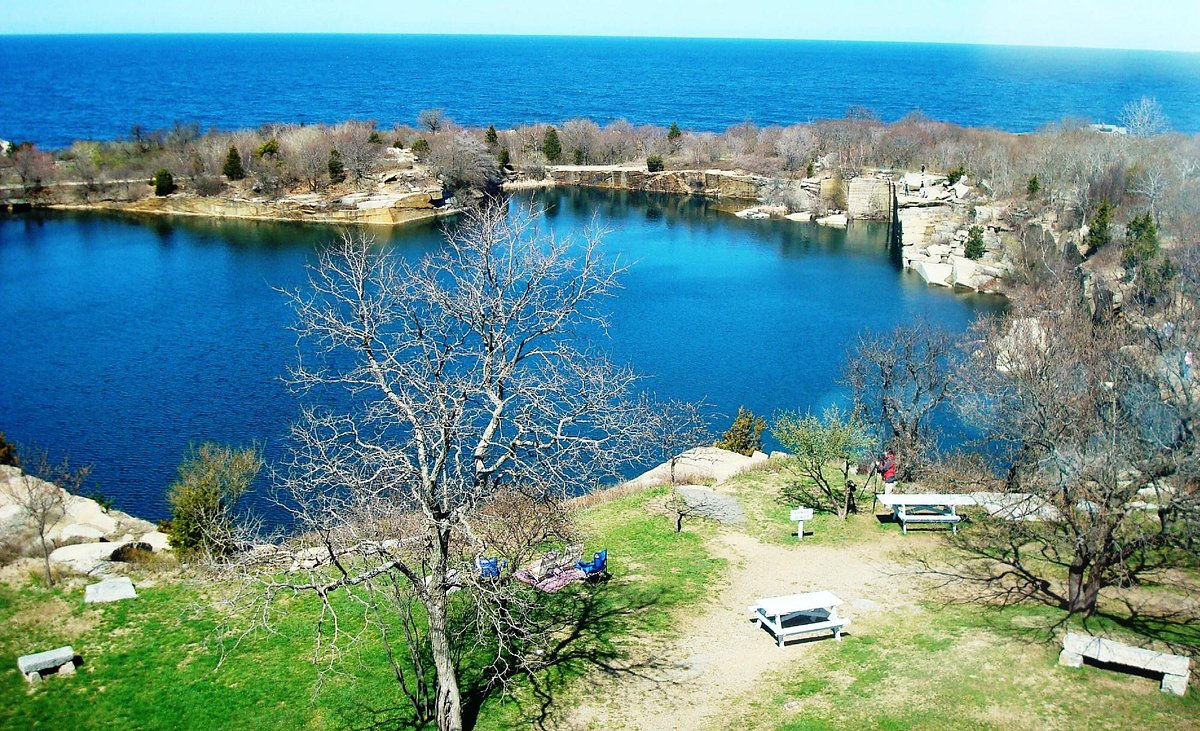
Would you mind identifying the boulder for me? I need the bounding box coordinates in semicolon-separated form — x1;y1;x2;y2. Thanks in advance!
915;261;954;287
140;530;171;552
62;495;118;535
49;541;126;575
951;256;979;287
926;244;952;259
84;576;137;604
784;211;812;222
17;646;74;675
58;523;106;542
815;213;847;227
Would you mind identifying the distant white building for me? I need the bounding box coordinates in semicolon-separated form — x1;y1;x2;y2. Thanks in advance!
0;139;11;154
1089;123;1128;136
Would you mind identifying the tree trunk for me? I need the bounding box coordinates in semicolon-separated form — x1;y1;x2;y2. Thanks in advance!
427;524;463;731
40;534;53;587
1066;559;1101;615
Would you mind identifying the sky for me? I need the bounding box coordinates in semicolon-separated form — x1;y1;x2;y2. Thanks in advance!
1;0;1198;53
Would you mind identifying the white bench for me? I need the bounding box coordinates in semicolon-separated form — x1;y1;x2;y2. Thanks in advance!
1059;632;1191;696
877;493;973;534
748;590;850;648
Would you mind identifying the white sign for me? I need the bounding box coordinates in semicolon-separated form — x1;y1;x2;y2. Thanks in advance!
790;508;814;521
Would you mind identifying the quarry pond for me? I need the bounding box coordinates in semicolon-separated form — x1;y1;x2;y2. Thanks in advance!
0;187;1004;520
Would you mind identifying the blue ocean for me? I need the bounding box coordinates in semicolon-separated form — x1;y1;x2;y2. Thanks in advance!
1;34;1199;147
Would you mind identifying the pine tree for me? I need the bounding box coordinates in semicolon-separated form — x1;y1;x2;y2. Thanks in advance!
1084;201;1112;256
497;147;511;168
965;225;985;260
328;149;346;185
222;146;245;181
484;124;499;148
667;122;682;143
717;406;766;457
542;127;562;163
1026;175;1040;196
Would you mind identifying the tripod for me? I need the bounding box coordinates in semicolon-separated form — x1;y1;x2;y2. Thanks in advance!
867;462;882;512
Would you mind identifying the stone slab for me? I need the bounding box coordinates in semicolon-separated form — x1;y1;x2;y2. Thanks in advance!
84;576;137;604
17;645;74;675
1061;632;1190;694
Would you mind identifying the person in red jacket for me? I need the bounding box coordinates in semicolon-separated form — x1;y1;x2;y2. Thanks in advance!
878;448;898;494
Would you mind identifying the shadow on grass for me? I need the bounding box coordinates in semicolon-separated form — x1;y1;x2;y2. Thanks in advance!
343;581;672;731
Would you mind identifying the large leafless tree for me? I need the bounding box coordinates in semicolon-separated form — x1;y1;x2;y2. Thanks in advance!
945;274;1200;616
226;201;644;731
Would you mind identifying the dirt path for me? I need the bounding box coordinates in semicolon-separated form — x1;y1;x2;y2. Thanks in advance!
560;524;918;730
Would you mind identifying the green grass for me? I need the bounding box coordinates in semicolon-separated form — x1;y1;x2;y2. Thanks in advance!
731;601;1200;731
0;486;725;730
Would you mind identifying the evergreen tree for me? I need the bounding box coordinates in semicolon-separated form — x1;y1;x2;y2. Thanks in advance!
151;168;175;196
328;149;346;184
1026;175;1040;196
367;130;383;145
667;122;682;149
717;406;766;457
497;147;511;168
542;127;562;163
410;138;430;157
484;124;499;148
646;154;665;173
965;225;985;260
1123;212;1159;271
1084;201;1112;256
221;145;245;181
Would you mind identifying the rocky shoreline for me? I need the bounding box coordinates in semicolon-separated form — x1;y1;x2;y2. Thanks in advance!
0;465;171;577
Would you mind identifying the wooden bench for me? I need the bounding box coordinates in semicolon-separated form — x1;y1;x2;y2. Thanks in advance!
1059;632;1191;696
748;591;850;648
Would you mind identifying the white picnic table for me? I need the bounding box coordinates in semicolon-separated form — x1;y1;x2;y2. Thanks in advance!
877;493;974;534
748;590;849;647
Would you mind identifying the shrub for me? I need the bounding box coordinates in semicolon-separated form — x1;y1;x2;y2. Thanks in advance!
0;432;18;467
151;168;175;196
1122;211;1158;270
222;145;245;180
484;125;499;148
965;225;985;260
947;165;967;185
497;147;511;168
542;127;562;163
717;406;766;457
367;130;383;145
194;175;226;196
110;542;154;562
166;442;262;557
772;406;874;518
410;138;431;157
255;138;279;158
646;154;665;172
328;149;346;184
573;147;585;165
1026;174;1040;196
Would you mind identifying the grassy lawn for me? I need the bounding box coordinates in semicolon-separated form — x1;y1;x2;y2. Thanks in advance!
0;486;724;730
727;600;1199;731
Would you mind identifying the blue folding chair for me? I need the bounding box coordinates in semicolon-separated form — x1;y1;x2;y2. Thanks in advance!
576;549;608;578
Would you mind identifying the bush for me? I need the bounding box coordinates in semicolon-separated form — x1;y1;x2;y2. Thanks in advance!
166;443;261;557
717;406;766;457
222;145;245;180
367;130;383;145
410;138;431;157
965;225;985;260
497;147;511;168
646;154;665;173
947;165;967;185
1122;211;1158;270
255;138;279;158
151;168;175;196
772;406;874;518
484;125;499;148
328;149;346;184
194;175;226;196
0;432;18;467
1026;174;1040;196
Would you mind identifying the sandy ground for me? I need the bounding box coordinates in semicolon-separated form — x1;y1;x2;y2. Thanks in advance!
560;521;919;731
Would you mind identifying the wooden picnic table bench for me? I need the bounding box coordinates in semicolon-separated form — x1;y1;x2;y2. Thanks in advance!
877;493;974;534
748;590;850;648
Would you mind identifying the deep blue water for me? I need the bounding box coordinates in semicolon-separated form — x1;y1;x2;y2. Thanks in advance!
0;189;1003;521
2;34;1199;148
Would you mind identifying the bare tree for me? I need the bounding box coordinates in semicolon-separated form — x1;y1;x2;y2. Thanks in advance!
1;449;90;586
11;144;56;192
228;201;644;731
638;396;714;485
417;108;447;133
843;322;957;476
280;126;330;192
329;121;382;184
1121;96;1169;138
427;131;500;194
945;277;1200;616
